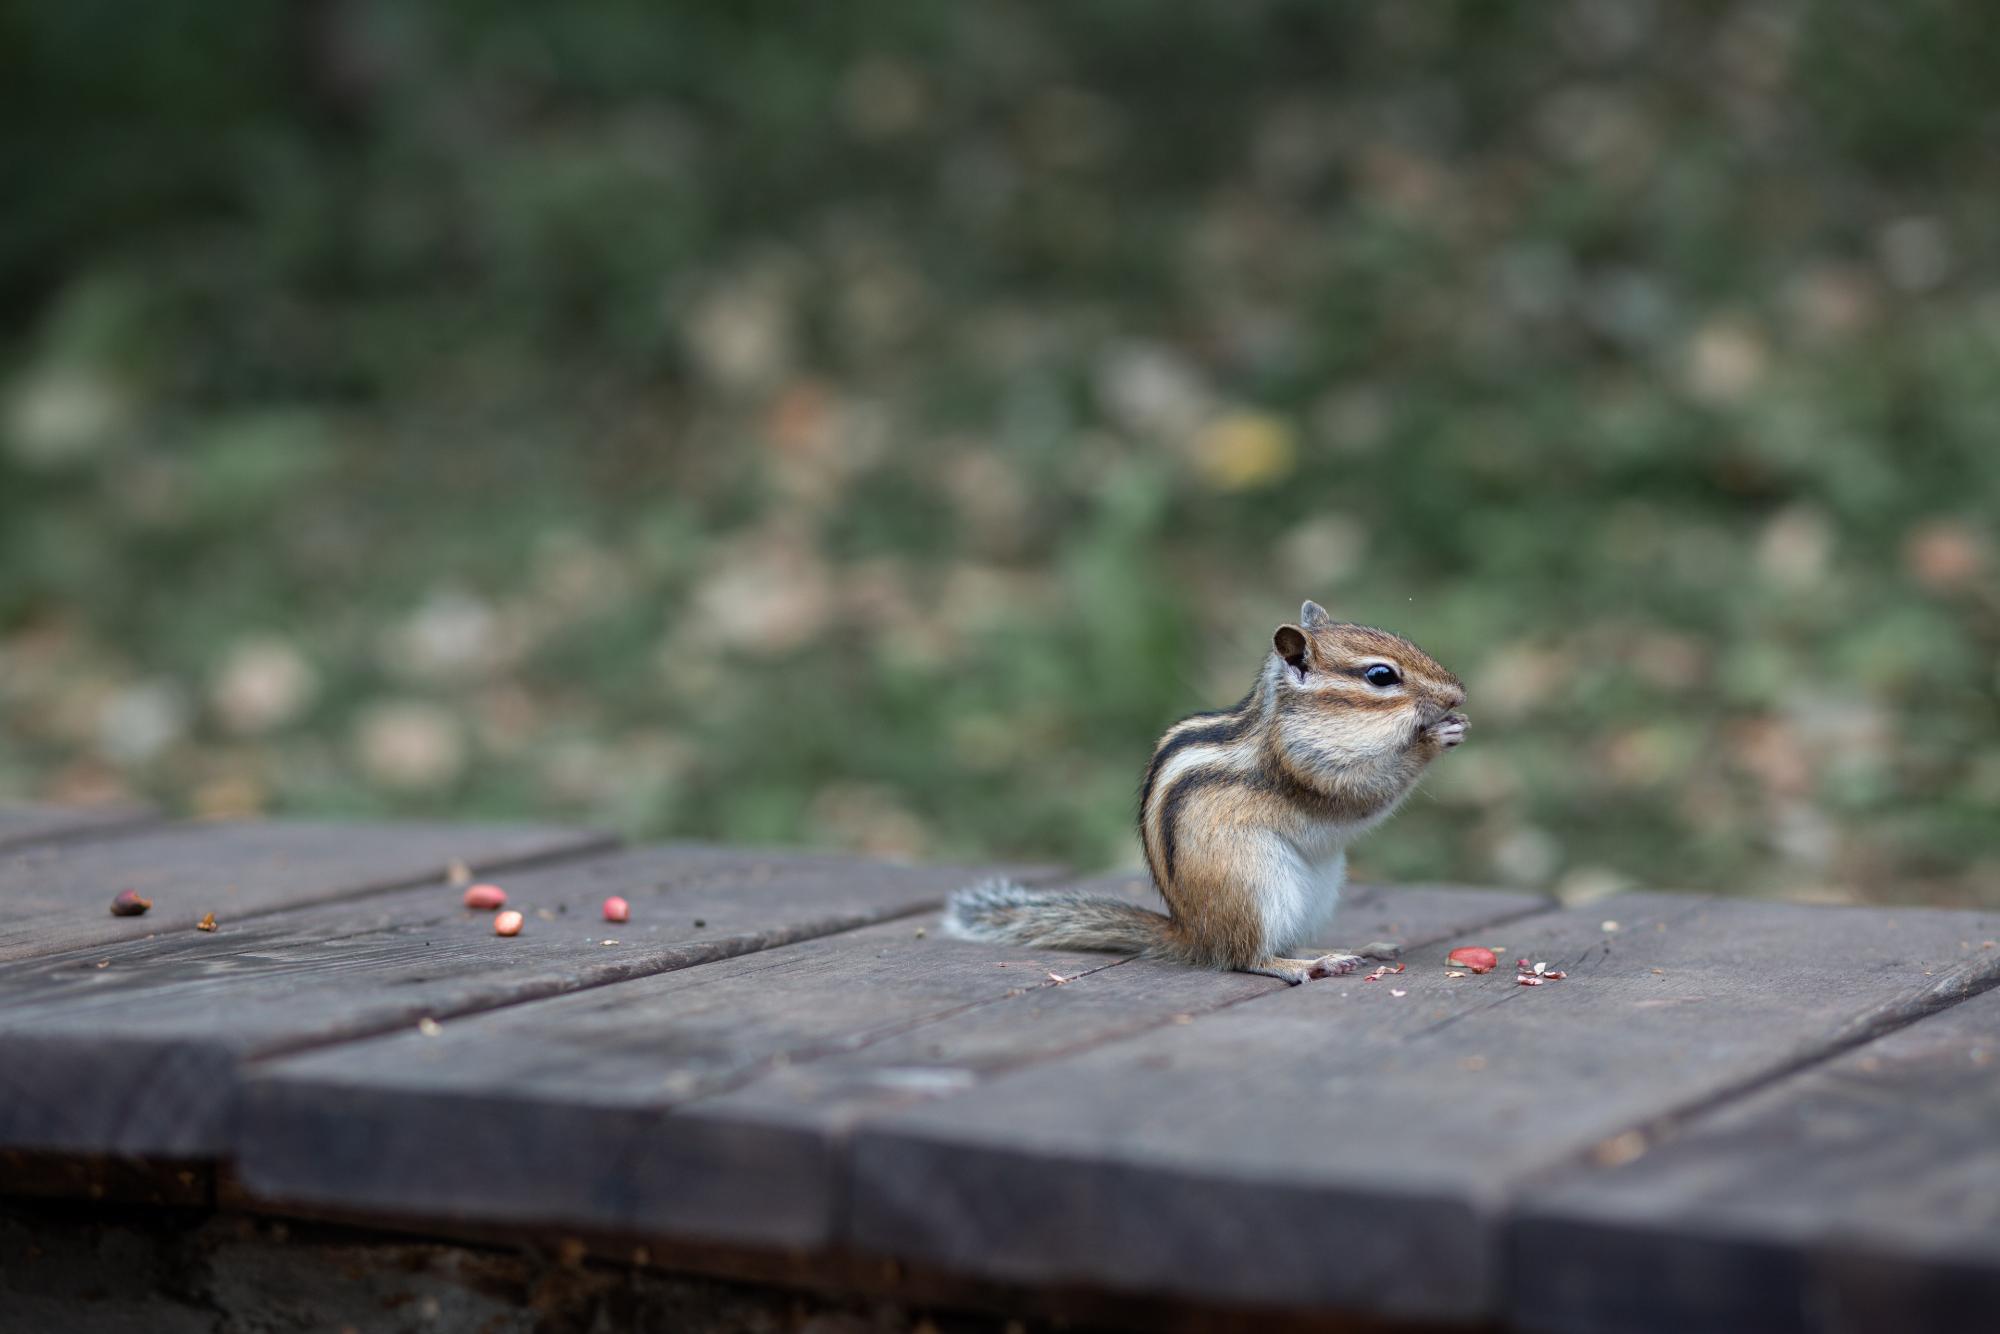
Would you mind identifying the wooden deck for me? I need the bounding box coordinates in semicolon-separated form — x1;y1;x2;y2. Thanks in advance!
1;806;1995;1332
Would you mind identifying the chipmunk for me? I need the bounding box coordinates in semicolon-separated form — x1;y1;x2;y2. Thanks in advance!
944;601;1467;983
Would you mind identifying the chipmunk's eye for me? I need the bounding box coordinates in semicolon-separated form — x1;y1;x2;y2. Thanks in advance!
1363;664;1401;688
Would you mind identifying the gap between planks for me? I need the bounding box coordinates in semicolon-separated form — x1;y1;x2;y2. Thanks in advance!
638;888;1559;1122
210;827;623;925
787;896;1561;1249
223;879;1554;1256
1508;914;2000;1198
232;878;1549;1102
829;891;2000;1323
237;897;966;1074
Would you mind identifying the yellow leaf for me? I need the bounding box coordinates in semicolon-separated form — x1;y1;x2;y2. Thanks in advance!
1192;411;1296;491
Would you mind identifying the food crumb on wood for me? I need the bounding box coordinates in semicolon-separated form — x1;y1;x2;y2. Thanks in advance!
109;890;152;917
445;859;473;887
196;912;217;932
1389;988;1407;997
1593;1129;1649;1168
494;910;524;937
914;926;926;938
417;1017;443;1037
462;883;507;911
1601;920;1620;933
1446;946;1497;974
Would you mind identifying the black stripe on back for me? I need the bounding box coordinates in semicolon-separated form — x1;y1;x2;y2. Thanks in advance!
1157;766;1255;885
1135;693;1258;821
1157;760;1367;886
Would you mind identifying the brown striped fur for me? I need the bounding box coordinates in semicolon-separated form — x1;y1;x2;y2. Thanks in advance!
944;602;1469;984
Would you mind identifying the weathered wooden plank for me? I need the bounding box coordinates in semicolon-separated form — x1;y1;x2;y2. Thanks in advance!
232;881;1546;1250
843;894;2000;1324
0;844;1026;1160
0;801;158;851
0;817;611;964
1508;978;2000;1334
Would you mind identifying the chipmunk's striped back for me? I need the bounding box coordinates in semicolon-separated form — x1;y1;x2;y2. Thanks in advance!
1136;671;1277;894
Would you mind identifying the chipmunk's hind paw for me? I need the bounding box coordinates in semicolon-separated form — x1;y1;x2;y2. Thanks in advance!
1305;952;1365;979
1245;952;1371;984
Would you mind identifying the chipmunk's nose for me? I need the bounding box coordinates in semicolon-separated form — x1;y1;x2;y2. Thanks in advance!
1440;684;1466;711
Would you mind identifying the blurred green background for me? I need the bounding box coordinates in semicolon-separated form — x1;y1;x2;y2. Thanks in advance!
3;1;1996;906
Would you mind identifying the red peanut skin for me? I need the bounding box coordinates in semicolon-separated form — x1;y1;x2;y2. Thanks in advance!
463;884;508;910
1447;947;1497;974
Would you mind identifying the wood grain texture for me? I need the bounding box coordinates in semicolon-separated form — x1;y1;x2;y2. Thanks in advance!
0;817;613;964
1509;978;2000;1334
233;880;1545;1250
844;894;2000;1323
0;843;1021;1157
0;802;158;851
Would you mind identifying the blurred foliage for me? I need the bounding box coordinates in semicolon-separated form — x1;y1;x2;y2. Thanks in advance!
2;0;1997;906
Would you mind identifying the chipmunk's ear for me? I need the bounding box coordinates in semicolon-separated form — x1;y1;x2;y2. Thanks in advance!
1274;624;1311;681
1300;600;1334;631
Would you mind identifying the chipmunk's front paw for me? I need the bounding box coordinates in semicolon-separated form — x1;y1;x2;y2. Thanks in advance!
1306;952;1364;979
1429;713;1469;749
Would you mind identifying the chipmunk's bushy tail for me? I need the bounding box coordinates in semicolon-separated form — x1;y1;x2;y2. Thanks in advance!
941;878;1178;955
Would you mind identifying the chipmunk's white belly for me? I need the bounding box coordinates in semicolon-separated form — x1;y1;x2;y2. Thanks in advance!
1259;840;1348;956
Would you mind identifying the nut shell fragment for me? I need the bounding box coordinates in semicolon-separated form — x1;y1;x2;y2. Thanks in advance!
110;891;152;917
